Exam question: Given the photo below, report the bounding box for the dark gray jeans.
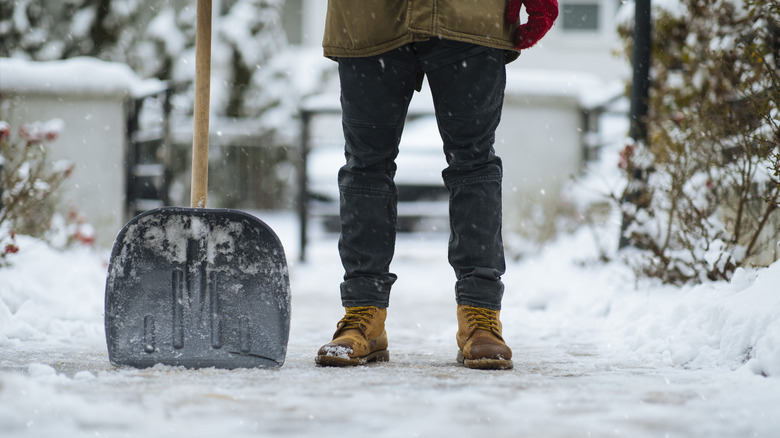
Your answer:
[337,39,507,311]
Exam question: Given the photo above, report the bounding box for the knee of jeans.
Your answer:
[442,160,503,188]
[338,169,397,197]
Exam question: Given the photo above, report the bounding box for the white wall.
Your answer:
[497,69,604,234]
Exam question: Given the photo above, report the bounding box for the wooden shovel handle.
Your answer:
[191,0,211,208]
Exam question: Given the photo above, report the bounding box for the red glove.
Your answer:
[506,0,559,50]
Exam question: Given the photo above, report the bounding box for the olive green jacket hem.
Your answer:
[323,32,518,59]
[323,0,519,60]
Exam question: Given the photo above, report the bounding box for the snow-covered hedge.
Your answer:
[616,0,780,283]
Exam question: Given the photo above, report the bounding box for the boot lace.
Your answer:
[464,306,503,339]
[335,306,376,336]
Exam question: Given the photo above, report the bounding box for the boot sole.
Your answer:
[315,349,390,367]
[457,350,513,370]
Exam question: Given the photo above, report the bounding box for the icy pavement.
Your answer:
[2,212,779,437]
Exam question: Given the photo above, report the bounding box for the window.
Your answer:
[561,3,601,32]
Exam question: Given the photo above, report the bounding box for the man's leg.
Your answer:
[424,44,512,369]
[336,50,418,308]
[425,46,507,310]
[316,48,418,366]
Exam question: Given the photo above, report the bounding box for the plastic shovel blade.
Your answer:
[105,207,291,369]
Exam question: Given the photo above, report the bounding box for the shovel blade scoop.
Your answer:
[105,207,290,369]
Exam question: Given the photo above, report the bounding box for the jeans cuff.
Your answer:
[341,299,390,309]
[456,299,501,311]
[455,277,504,310]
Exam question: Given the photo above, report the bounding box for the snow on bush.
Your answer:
[0,119,94,266]
[615,0,780,284]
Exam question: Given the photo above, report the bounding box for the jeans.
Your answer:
[337,39,507,311]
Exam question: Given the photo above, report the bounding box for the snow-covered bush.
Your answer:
[143,0,293,119]
[0,0,142,61]
[0,119,91,266]
[617,0,780,284]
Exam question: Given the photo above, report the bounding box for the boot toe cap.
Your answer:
[318,343,354,358]
[467,342,512,361]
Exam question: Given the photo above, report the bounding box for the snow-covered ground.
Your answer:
[1,212,779,438]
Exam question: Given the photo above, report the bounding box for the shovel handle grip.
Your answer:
[191,0,212,208]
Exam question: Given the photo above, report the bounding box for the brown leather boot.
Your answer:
[315,306,389,366]
[456,305,513,370]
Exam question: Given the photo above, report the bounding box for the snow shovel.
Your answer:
[104,0,290,369]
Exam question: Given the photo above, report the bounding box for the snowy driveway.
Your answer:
[2,213,779,437]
